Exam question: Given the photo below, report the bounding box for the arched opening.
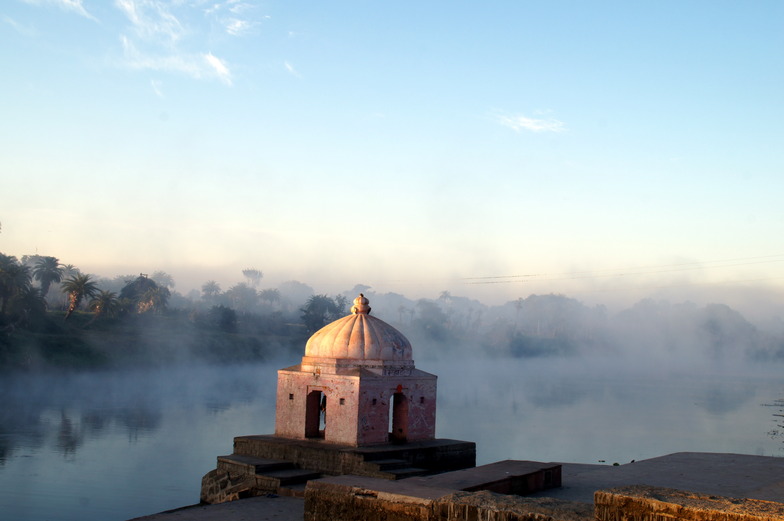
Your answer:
[305,390,325,439]
[389,392,408,444]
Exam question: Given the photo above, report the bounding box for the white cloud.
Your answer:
[150,78,164,97]
[115,0,184,44]
[225,18,252,36]
[284,61,300,78]
[200,0,262,36]
[3,15,37,36]
[120,36,232,85]
[22,0,97,21]
[204,52,232,85]
[497,113,566,133]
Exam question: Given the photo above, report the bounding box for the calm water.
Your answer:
[0,356,781,521]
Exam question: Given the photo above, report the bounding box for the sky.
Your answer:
[1,0,783,309]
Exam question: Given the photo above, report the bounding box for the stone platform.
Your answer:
[136,452,784,521]
[200,435,476,503]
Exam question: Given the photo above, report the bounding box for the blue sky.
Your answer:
[2,0,783,307]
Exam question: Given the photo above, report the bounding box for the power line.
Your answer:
[461,254,784,285]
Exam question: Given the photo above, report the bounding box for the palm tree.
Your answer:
[151,271,175,289]
[88,290,120,322]
[242,268,263,288]
[119,275,170,314]
[259,288,280,305]
[32,256,63,300]
[225,283,258,311]
[61,274,99,320]
[0,254,31,316]
[138,285,170,314]
[201,280,221,301]
[8,285,46,327]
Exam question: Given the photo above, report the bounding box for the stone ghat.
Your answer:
[304,479,784,521]
[200,436,477,504]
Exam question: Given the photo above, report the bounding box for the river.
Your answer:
[0,356,781,521]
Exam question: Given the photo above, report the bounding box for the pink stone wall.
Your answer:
[275,369,362,445]
[275,367,437,447]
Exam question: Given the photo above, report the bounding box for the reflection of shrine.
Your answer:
[275,294,437,446]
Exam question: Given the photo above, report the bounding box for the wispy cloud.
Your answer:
[113,1,237,86]
[22,0,97,21]
[284,61,301,78]
[497,113,566,133]
[3,15,37,36]
[204,52,232,85]
[150,78,164,97]
[115,0,184,44]
[202,0,264,36]
[120,35,232,85]
[225,18,252,36]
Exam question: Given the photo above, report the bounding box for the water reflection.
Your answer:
[693,382,757,414]
[0,358,781,521]
[0,363,276,463]
[763,397,784,443]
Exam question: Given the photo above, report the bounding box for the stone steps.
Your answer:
[364,458,412,471]
[215,453,322,497]
[262,468,323,486]
[217,454,295,475]
[277,482,309,498]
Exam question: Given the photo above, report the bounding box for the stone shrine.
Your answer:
[200,295,476,503]
[275,293,437,446]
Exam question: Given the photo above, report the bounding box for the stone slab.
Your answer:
[129,495,304,521]
[528,452,784,504]
[135,452,784,521]
[403,459,561,493]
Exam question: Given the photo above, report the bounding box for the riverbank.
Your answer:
[130,452,784,521]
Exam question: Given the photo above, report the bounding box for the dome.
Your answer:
[303,294,412,362]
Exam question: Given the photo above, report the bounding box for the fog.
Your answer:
[2,260,784,520]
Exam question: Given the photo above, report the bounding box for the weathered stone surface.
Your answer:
[441,491,593,521]
[303,477,592,521]
[304,478,445,521]
[232,435,475,478]
[200,469,259,504]
[406,460,562,495]
[595,485,784,521]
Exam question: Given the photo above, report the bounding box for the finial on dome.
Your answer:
[351,293,371,315]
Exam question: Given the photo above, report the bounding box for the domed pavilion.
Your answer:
[275,294,437,446]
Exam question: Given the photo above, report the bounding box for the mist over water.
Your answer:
[1,354,781,521]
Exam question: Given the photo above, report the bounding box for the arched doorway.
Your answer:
[305,390,325,439]
[389,391,408,443]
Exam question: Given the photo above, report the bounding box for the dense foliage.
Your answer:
[1,251,783,371]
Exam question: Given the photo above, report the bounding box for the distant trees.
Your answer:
[259,288,281,306]
[225,283,258,310]
[242,268,263,288]
[150,271,175,289]
[201,280,221,301]
[89,290,120,322]
[61,274,99,320]
[412,299,451,341]
[0,254,48,328]
[120,275,170,314]
[300,294,348,334]
[0,254,30,316]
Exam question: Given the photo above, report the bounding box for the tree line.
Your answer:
[2,251,784,370]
